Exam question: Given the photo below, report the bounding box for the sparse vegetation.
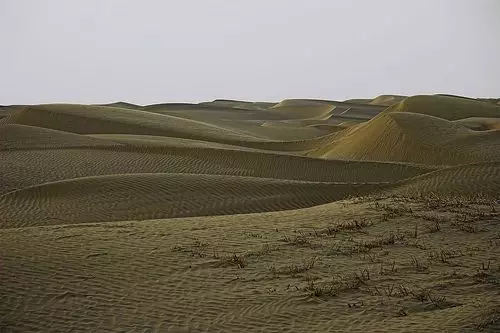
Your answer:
[411,288,453,309]
[427,248,464,263]
[375,203,413,221]
[172,239,209,257]
[280,233,315,248]
[329,231,406,256]
[409,256,430,272]
[305,270,371,298]
[220,253,248,268]
[312,218,373,238]
[246,243,280,257]
[269,257,317,276]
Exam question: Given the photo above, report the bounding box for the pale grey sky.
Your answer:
[1,0,499,105]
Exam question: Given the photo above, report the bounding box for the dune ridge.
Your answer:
[2,94,499,225]
[316,103,500,165]
[0,172,391,228]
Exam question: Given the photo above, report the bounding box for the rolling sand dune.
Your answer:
[390,161,500,197]
[394,95,500,120]
[345,94,407,106]
[0,173,389,228]
[6,104,263,141]
[201,99,277,110]
[270,99,337,120]
[0,145,433,195]
[1,94,499,332]
[271,99,385,121]
[455,117,500,131]
[316,99,500,165]
[0,124,123,150]
[369,94,408,106]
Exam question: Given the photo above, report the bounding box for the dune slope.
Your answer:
[0,173,388,228]
[316,109,500,165]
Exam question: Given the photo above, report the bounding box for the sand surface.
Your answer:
[1,95,499,332]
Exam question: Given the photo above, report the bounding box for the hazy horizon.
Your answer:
[1,0,499,105]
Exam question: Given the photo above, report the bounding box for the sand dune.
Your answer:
[391,161,500,197]
[0,173,390,228]
[1,94,499,332]
[0,144,434,195]
[455,117,500,130]
[369,94,407,106]
[271,99,385,121]
[6,104,264,141]
[201,99,277,110]
[2,94,498,220]
[4,104,344,150]
[270,99,336,120]
[394,95,500,120]
[345,94,407,106]
[0,124,123,150]
[316,109,500,165]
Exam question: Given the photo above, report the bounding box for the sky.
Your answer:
[1,0,499,105]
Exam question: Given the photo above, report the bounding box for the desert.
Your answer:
[0,94,499,332]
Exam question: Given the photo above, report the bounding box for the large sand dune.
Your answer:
[315,96,500,165]
[1,94,499,332]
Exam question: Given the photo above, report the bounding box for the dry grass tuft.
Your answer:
[409,256,430,272]
[269,257,317,276]
[220,253,248,268]
[305,269,371,297]
[427,248,464,263]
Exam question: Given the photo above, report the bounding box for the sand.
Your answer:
[1,94,499,332]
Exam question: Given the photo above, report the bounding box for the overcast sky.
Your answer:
[1,0,499,105]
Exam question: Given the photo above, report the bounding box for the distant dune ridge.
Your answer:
[1,94,500,332]
[1,94,499,224]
